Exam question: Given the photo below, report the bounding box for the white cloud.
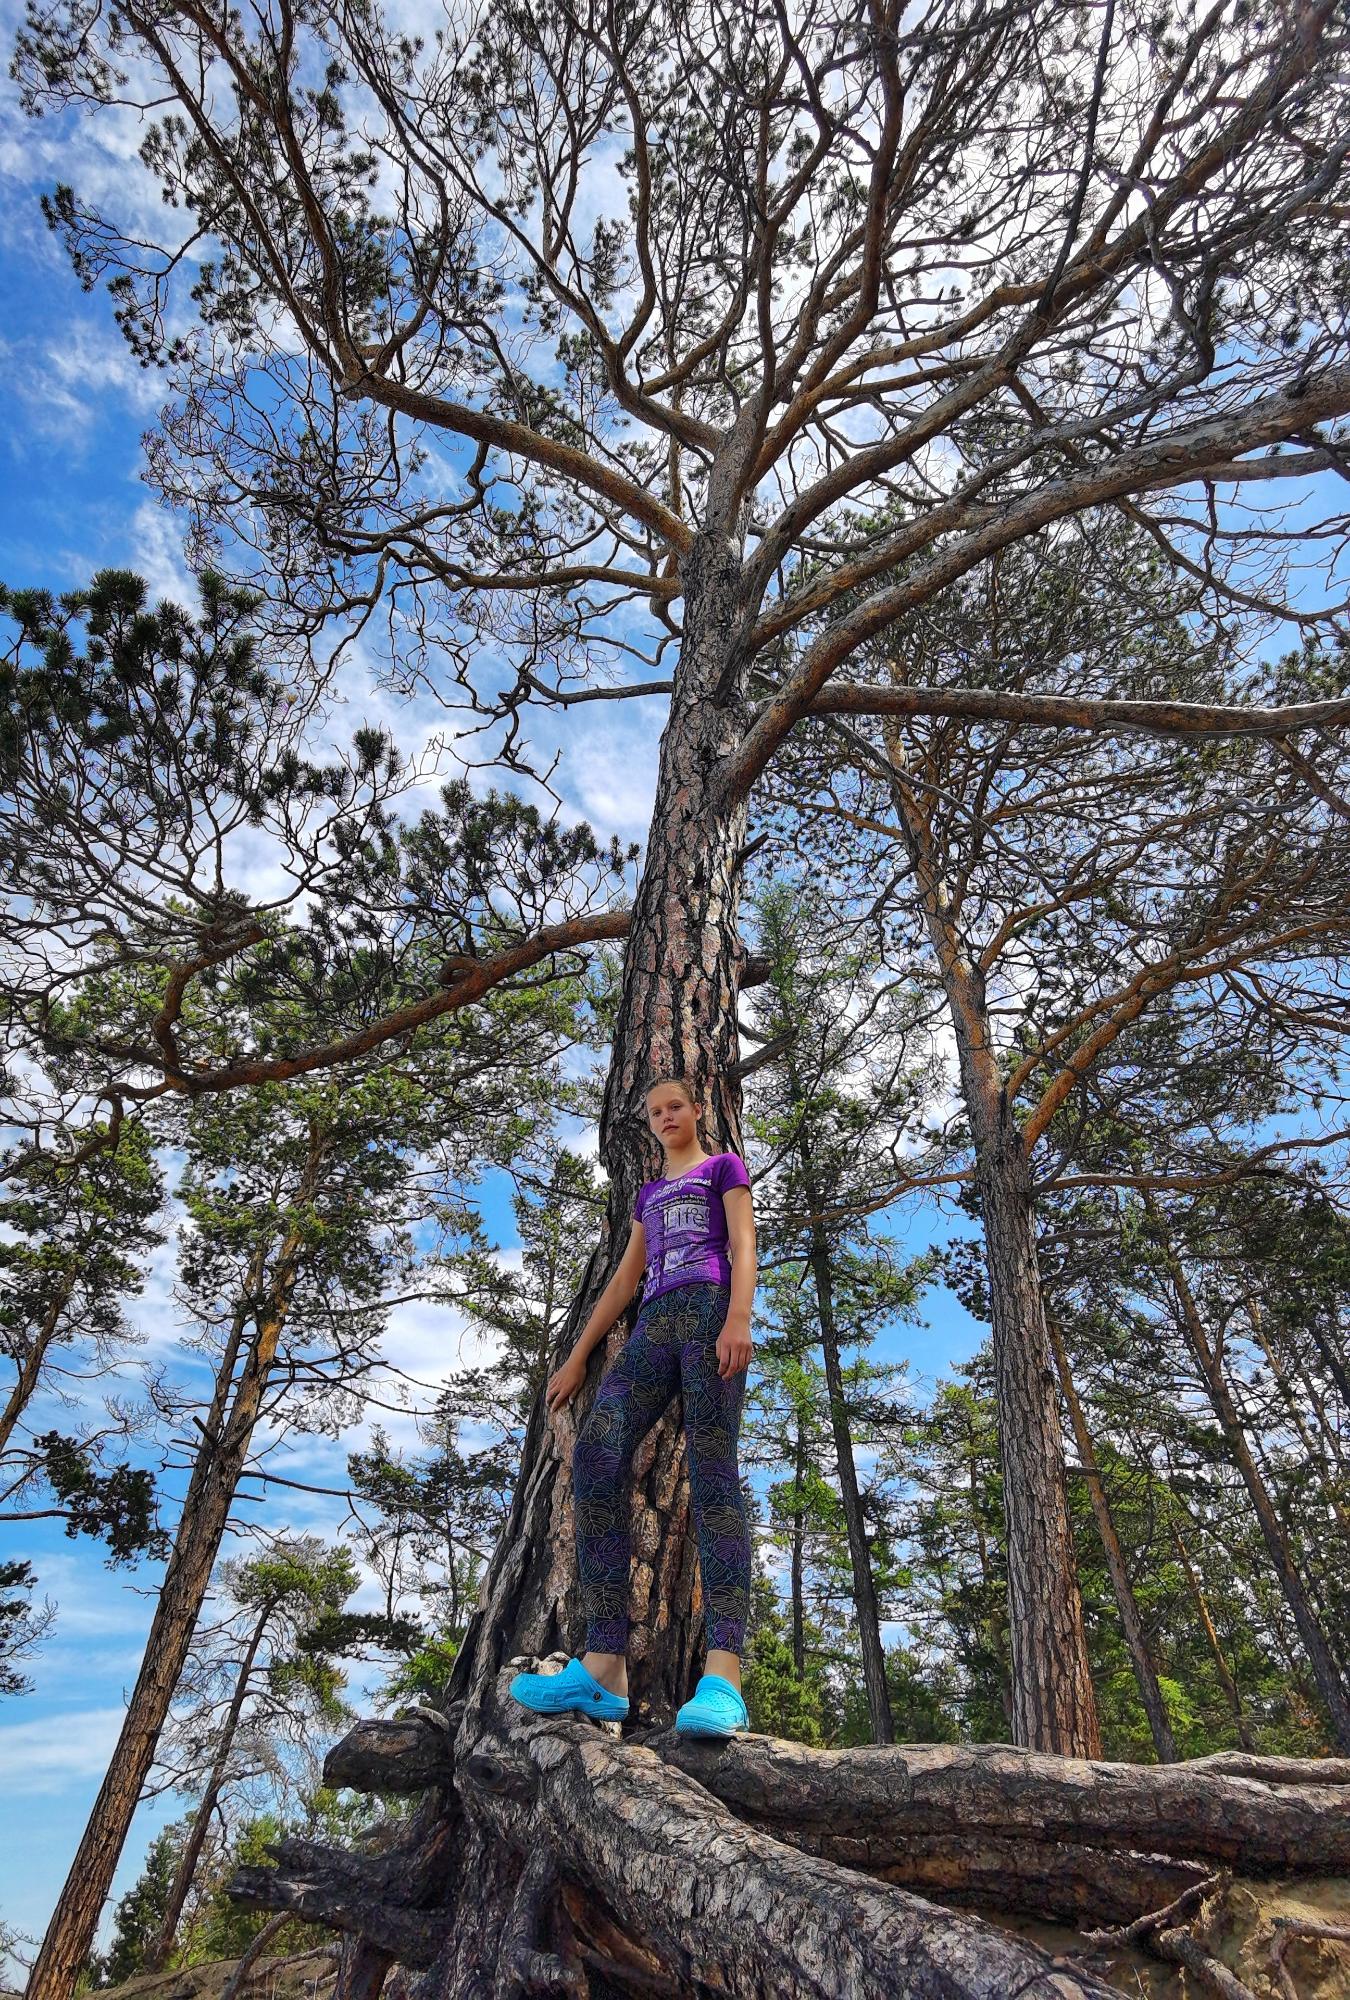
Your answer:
[127,499,199,606]
[567,707,663,844]
[0,321,166,461]
[0,1706,129,1795]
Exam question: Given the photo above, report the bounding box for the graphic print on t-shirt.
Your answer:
[655,1189,714,1279]
[634,1153,751,1302]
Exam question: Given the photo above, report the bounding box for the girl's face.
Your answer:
[646,1086,701,1155]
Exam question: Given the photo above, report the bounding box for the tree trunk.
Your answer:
[146,1598,273,1970]
[27,1139,321,2000]
[971,1103,1101,1755]
[803,1172,894,1743]
[790,1413,806,1679]
[884,733,1100,1755]
[1046,1319,1178,1762]
[1305,1309,1350,1413]
[1145,1196,1350,1752]
[1247,1304,1350,1530]
[1168,1523,1255,1751]
[443,529,756,1745]
[0,1272,75,1456]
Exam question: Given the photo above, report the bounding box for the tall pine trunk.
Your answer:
[800,1136,894,1743]
[146,1599,273,1970]
[1168,1522,1255,1750]
[28,1138,322,2000]
[447,527,754,1728]
[1145,1197,1350,1751]
[885,735,1100,1755]
[1046,1320,1177,1762]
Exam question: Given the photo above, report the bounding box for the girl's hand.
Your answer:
[545,1352,587,1413]
[716,1318,753,1379]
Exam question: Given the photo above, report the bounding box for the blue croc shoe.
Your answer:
[508,1656,629,1721]
[675,1672,749,1739]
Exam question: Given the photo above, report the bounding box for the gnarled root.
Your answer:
[655,1732,1350,1881]
[493,1844,585,2000]
[229,1803,458,1967]
[238,1661,1350,1999]
[447,1664,1119,1999]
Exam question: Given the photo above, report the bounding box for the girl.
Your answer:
[509,1076,755,1738]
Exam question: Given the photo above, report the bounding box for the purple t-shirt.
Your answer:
[633,1152,751,1303]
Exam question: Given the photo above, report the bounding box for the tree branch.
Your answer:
[803,683,1350,741]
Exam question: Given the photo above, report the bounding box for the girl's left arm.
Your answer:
[719,1185,756,1377]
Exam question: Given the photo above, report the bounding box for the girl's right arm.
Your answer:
[545,1220,647,1412]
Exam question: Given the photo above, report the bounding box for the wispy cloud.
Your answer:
[0,1706,130,1795]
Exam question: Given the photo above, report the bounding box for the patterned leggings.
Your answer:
[572,1280,752,1655]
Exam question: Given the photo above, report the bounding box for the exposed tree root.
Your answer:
[219,1915,297,2000]
[1147,1926,1258,2000]
[1265,1915,1350,2000]
[333,1939,396,2000]
[455,1669,1119,1998]
[493,1844,585,2000]
[1084,1871,1225,1947]
[871,1836,1207,1927]
[232,1661,1350,1999]
[1083,1874,1256,1997]
[1184,1753,1350,1786]
[230,1809,457,1967]
[326,1711,462,1796]
[652,1731,1350,1878]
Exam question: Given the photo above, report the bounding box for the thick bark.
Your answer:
[326,1710,462,1794]
[28,1140,322,2000]
[332,1939,395,2000]
[1145,1198,1350,1751]
[1046,1320,1178,1762]
[959,1067,1101,1756]
[322,1704,1350,1947]
[147,1599,273,1970]
[245,1672,1350,1996]
[302,1664,1126,1999]
[659,1733,1350,1879]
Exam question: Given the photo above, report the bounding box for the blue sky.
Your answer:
[0,60,995,1973]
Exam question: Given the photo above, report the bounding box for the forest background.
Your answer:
[0,0,1347,1991]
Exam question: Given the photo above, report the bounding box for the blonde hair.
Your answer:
[645,1075,702,1113]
